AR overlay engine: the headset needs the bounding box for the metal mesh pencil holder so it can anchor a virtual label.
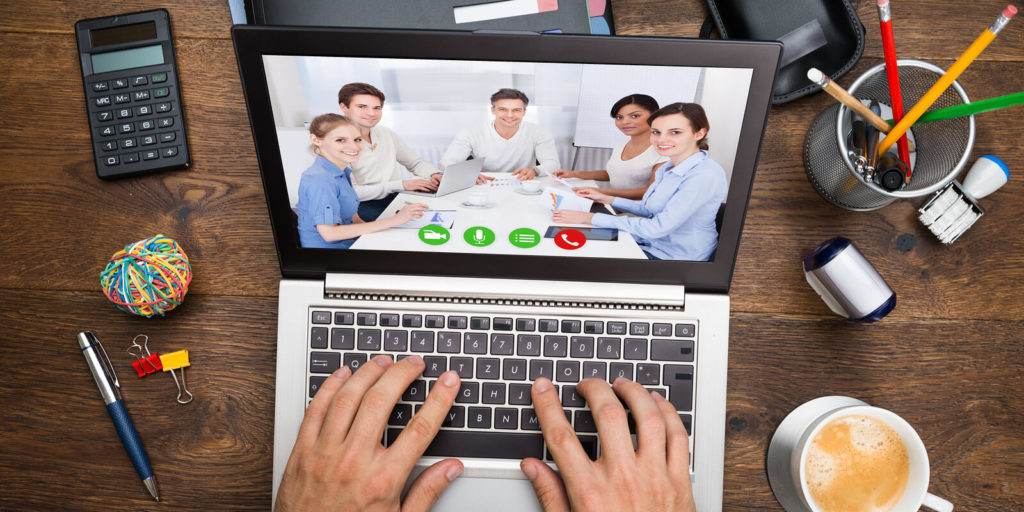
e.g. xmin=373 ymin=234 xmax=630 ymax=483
xmin=804 ymin=60 xmax=975 ymax=211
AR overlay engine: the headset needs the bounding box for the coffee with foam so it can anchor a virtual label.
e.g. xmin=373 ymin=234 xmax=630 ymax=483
xmin=804 ymin=414 xmax=910 ymax=512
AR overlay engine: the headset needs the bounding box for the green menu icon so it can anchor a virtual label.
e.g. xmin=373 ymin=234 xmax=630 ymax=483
xmin=509 ymin=228 xmax=541 ymax=248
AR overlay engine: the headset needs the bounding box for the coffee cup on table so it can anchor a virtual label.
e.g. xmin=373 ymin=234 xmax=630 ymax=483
xmin=521 ymin=180 xmax=542 ymax=193
xmin=467 ymin=190 xmax=488 ymax=206
xmin=767 ymin=396 xmax=953 ymax=512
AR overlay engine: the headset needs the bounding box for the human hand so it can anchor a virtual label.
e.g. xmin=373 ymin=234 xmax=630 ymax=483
xmin=475 ymin=174 xmax=495 ymax=185
xmin=573 ymin=187 xmax=613 ymax=204
xmin=403 ymin=178 xmax=438 ymax=192
xmin=391 ymin=203 xmax=428 ymax=225
xmin=551 ymin=169 xmax=576 ymax=179
xmin=551 ymin=209 xmax=594 ymax=225
xmin=430 ymin=173 xmax=443 ymax=186
xmin=513 ymin=168 xmax=538 ymax=180
xmin=275 ymin=355 xmax=464 ymax=512
xmin=521 ymin=378 xmax=695 ymax=512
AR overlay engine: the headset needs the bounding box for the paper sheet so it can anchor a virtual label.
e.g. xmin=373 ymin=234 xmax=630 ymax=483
xmin=392 ymin=210 xmax=457 ymax=229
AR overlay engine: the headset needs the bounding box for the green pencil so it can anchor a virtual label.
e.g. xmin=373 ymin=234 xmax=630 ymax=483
xmin=885 ymin=90 xmax=1024 ymax=126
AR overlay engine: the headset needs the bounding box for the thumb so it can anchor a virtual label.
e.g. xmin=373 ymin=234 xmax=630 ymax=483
xmin=401 ymin=459 xmax=462 ymax=512
xmin=521 ymin=458 xmax=571 ymax=512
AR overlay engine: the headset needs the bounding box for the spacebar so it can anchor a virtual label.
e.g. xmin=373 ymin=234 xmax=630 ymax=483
xmin=386 ymin=428 xmax=545 ymax=459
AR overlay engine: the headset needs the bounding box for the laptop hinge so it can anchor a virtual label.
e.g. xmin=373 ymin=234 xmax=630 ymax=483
xmin=324 ymin=273 xmax=685 ymax=310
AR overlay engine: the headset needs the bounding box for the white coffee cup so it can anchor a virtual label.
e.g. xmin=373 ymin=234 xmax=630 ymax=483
xmin=768 ymin=397 xmax=953 ymax=512
xmin=521 ymin=180 xmax=542 ymax=193
xmin=467 ymin=190 xmax=488 ymax=206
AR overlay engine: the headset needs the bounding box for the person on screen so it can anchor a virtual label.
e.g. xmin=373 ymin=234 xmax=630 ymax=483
xmin=552 ymin=94 xmax=667 ymax=200
xmin=552 ymin=102 xmax=727 ymax=261
xmin=295 ymin=114 xmax=428 ymax=249
xmin=439 ymin=88 xmax=560 ymax=181
xmin=338 ymin=82 xmax=442 ymax=221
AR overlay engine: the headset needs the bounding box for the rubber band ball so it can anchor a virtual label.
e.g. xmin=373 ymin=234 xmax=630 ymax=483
xmin=100 ymin=235 xmax=193 ymax=317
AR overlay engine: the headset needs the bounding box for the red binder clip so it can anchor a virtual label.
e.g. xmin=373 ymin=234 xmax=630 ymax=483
xmin=127 ymin=335 xmax=162 ymax=378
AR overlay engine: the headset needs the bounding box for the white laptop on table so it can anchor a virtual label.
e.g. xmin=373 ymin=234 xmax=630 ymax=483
xmin=233 ymin=26 xmax=780 ymax=511
xmin=405 ymin=157 xmax=484 ymax=198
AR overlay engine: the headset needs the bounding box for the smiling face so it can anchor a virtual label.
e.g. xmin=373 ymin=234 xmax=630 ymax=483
xmin=614 ymin=103 xmax=653 ymax=137
xmin=650 ymin=113 xmax=707 ymax=162
xmin=491 ymin=98 xmax=527 ymax=131
xmin=311 ymin=123 xmax=363 ymax=168
xmin=340 ymin=94 xmax=383 ymax=130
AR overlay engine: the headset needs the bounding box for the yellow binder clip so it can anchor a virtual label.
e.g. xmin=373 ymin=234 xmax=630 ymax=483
xmin=159 ymin=349 xmax=194 ymax=404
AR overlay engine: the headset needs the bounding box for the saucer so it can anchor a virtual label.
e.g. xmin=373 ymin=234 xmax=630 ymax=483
xmin=461 ymin=201 xmax=497 ymax=209
xmin=515 ymin=188 xmax=544 ymax=196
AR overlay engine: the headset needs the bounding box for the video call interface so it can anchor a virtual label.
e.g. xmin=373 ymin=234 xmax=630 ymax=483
xmin=264 ymin=54 xmax=754 ymax=262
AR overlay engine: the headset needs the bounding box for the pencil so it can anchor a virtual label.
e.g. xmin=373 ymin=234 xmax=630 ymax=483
xmin=807 ymin=68 xmax=916 ymax=151
xmin=885 ymin=90 xmax=1024 ymax=125
xmin=878 ymin=5 xmax=1018 ymax=156
xmin=877 ymin=0 xmax=912 ymax=178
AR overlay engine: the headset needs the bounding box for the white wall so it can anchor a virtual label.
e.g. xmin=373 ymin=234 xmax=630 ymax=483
xmin=698 ymin=67 xmax=754 ymax=186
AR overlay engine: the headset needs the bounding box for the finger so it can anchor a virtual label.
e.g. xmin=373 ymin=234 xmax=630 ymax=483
xmin=531 ymin=378 xmax=592 ymax=476
xmin=389 ymin=370 xmax=461 ymax=471
xmin=521 ymin=458 xmax=571 ymax=512
xmin=653 ymin=390 xmax=691 ymax=477
xmin=401 ymin=459 xmax=463 ymax=512
xmin=576 ymin=378 xmax=634 ymax=462
xmin=294 ymin=367 xmax=351 ymax=451
xmin=319 ymin=355 xmax=394 ymax=446
xmin=347 ymin=355 xmax=426 ymax=445
xmin=613 ymin=378 xmax=666 ymax=458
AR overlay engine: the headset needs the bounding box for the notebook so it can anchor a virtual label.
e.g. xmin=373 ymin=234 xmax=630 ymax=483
xmin=232 ymin=26 xmax=780 ymax=511
xmin=404 ymin=157 xmax=484 ymax=198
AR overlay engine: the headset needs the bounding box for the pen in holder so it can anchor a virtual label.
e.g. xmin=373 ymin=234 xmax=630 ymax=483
xmin=804 ymin=60 xmax=975 ymax=211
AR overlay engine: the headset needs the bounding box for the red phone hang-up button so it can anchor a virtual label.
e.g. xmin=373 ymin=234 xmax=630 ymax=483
xmin=554 ymin=229 xmax=586 ymax=250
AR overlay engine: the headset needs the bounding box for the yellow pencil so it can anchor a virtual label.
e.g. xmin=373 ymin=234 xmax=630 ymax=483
xmin=878 ymin=5 xmax=1017 ymax=156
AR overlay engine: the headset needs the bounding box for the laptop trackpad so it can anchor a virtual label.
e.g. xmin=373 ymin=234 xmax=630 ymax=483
xmin=427 ymin=476 xmax=541 ymax=511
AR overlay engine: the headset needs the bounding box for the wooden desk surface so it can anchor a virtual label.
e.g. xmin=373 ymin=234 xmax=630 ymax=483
xmin=1 ymin=0 xmax=1021 ymax=510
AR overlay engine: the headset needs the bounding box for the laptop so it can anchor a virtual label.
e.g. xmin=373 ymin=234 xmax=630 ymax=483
xmin=404 ymin=157 xmax=485 ymax=198
xmin=233 ymin=26 xmax=780 ymax=511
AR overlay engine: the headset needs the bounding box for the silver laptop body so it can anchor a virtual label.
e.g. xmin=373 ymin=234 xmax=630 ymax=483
xmin=404 ymin=157 xmax=484 ymax=198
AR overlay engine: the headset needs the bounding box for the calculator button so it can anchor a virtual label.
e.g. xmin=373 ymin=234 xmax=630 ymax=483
xmin=118 ymin=123 xmax=134 ymax=134
xmin=95 ymin=96 xmax=111 ymax=107
xmin=155 ymin=102 xmax=172 ymax=113
xmin=132 ymin=90 xmax=150 ymax=101
xmin=114 ymin=93 xmax=131 ymax=104
xmin=112 ymin=78 xmax=129 ymax=89
xmin=96 ymin=111 xmax=113 ymax=122
xmin=161 ymin=146 xmax=179 ymax=158
xmin=91 ymin=81 xmax=109 ymax=92
xmin=157 ymin=117 xmax=174 ymax=128
xmin=142 ymin=149 xmax=160 ymax=160
xmin=120 ymin=138 xmax=137 ymax=149
xmin=158 ymin=132 xmax=176 ymax=143
xmin=139 ymin=120 xmax=155 ymax=131
xmin=141 ymin=135 xmax=157 ymax=146
xmin=99 ymin=126 xmax=116 ymax=137
xmin=131 ymin=75 xmax=148 ymax=86
xmin=135 ymin=105 xmax=152 ymax=116
xmin=116 ymin=108 xmax=132 ymax=119
xmin=153 ymin=87 xmax=170 ymax=98
xmin=123 ymin=152 xmax=140 ymax=163
xmin=104 ymin=155 xmax=119 ymax=166
xmin=100 ymin=141 xmax=117 ymax=152
xmin=151 ymin=72 xmax=167 ymax=83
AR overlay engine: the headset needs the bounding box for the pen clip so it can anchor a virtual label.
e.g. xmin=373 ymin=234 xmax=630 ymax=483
xmin=95 ymin=338 xmax=121 ymax=390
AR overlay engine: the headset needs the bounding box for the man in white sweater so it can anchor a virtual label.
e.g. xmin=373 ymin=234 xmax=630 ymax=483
xmin=338 ymin=82 xmax=442 ymax=221
xmin=439 ymin=88 xmax=560 ymax=181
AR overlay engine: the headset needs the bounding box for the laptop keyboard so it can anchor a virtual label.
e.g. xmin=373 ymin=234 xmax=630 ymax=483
xmin=307 ymin=308 xmax=697 ymax=466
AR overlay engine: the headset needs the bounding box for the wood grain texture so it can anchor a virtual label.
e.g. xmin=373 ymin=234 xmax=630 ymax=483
xmin=1 ymin=0 xmax=1022 ymax=510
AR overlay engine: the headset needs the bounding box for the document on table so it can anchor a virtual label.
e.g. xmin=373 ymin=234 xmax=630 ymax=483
xmin=392 ymin=210 xmax=457 ymax=229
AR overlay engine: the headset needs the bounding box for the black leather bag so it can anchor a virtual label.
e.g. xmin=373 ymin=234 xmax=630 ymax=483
xmin=700 ymin=0 xmax=865 ymax=104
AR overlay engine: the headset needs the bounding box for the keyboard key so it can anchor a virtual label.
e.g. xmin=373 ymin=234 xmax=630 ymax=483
xmin=96 ymin=111 xmax=113 ymax=122
xmin=388 ymin=404 xmax=412 ymax=426
xmin=556 ymin=361 xmax=580 ymax=382
xmin=310 ymin=327 xmax=328 ymax=349
xmin=402 ymin=314 xmax=422 ymax=328
xmin=132 ymin=90 xmax=150 ymax=102
xmin=310 ymin=352 xmax=340 ymax=374
xmin=583 ymin=321 xmax=604 ymax=334
xmin=456 ymin=382 xmax=479 ymax=403
xmin=578 ymin=435 xmax=599 ymax=460
xmin=543 ymin=335 xmax=567 ymax=357
xmin=141 ymin=150 xmax=159 ymax=160
xmin=636 ymin=363 xmax=660 ymax=385
xmin=423 ymin=356 xmax=446 ymax=377
xmin=517 ymin=334 xmax=541 ymax=356
xmin=529 ymin=360 xmax=554 ymax=381
xmin=494 ymin=408 xmax=518 ymax=429
xmin=515 ymin=318 xmax=536 ymax=331
xmin=468 ymin=407 xmax=492 ymax=428
xmin=664 ymin=365 xmax=694 ymax=411
xmin=119 ymin=137 xmax=137 ymax=149
xmin=410 ymin=331 xmax=434 ymax=352
xmin=570 ymin=336 xmax=595 ymax=358
xmin=503 ymin=359 xmax=527 ymax=381
xmin=441 ymin=406 xmax=466 ymax=428
xmin=538 ymin=319 xmax=558 ymax=332
xmin=561 ymin=385 xmax=585 ymax=407
xmin=309 ymin=376 xmax=327 ymax=398
xmin=598 ymin=337 xmax=621 ymax=359
xmin=624 ymin=338 xmax=648 ymax=360
xmin=402 ymin=380 xmax=427 ymax=402
xmin=140 ymin=135 xmax=157 ymax=146
xmin=330 ymin=328 xmax=354 ymax=349
xmin=138 ymin=120 xmax=155 ymax=130
xmin=357 ymin=312 xmax=376 ymax=326
xmin=116 ymin=108 xmax=132 ymax=119
xmin=157 ymin=116 xmax=173 ymax=128
xmin=574 ymin=410 xmax=597 ymax=433
xmin=647 ymin=387 xmax=667 ymax=400
xmin=91 ymin=81 xmax=109 ymax=92
xmin=490 ymin=333 xmax=514 ymax=355
xmin=607 ymin=322 xmax=627 ymax=335
xmin=384 ymin=330 xmax=408 ymax=351
xmin=334 ymin=312 xmax=354 ymax=325
xmin=103 ymin=155 xmax=119 ymax=165
xmin=561 ymin=320 xmax=581 ymax=333
xmin=447 ymin=316 xmax=467 ymax=329
xmin=357 ymin=329 xmax=382 ymax=350
xmin=135 ymin=105 xmax=152 ymax=116
xmin=161 ymin=145 xmax=179 ymax=158
xmin=153 ymin=87 xmax=170 ymax=98
xmin=380 ymin=313 xmax=400 ymax=327
xmin=652 ymin=323 xmax=673 ymax=336
xmin=482 ymin=382 xmax=506 ymax=404
xmin=629 ymin=322 xmax=650 ymax=336
xmin=679 ymin=413 xmax=692 ymax=435
xmin=386 ymin=428 xmax=542 ymax=459
xmin=123 ymin=152 xmax=140 ymax=163
xmin=151 ymin=72 xmax=167 ymax=83
xmin=158 ymin=132 xmax=175 ymax=143
xmin=493 ymin=317 xmax=513 ymax=331
xmin=470 ymin=316 xmax=490 ymax=330
xmin=344 ymin=353 xmax=367 ymax=371
xmin=100 ymin=141 xmax=117 ymax=152
xmin=609 ymin=363 xmax=633 ymax=382
xmin=155 ymin=102 xmax=172 ymax=113
xmin=476 ymin=358 xmax=500 ymax=380
xmin=675 ymin=323 xmax=696 ymax=337
xmin=509 ymin=384 xmax=532 ymax=405
xmin=115 ymin=93 xmax=131 ymax=104
xmin=521 ymin=408 xmax=542 ymax=430
xmin=112 ymin=78 xmax=128 ymax=89
xmin=583 ymin=361 xmax=607 ymax=381
xmin=651 ymin=340 xmax=695 ymax=362
xmin=118 ymin=123 xmax=134 ymax=134
xmin=464 ymin=333 xmax=487 ymax=354
xmin=438 ymin=332 xmax=461 ymax=353
xmin=131 ymin=75 xmax=148 ymax=86
xmin=450 ymin=357 xmax=474 ymax=378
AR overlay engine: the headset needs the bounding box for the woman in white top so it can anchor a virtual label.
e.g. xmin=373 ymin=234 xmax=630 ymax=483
xmin=552 ymin=94 xmax=667 ymax=200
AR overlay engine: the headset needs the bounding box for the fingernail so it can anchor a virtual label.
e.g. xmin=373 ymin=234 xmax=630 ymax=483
xmin=333 ymin=366 xmax=351 ymax=378
xmin=651 ymin=390 xmax=665 ymax=401
xmin=405 ymin=355 xmax=424 ymax=367
xmin=441 ymin=371 xmax=458 ymax=387
xmin=445 ymin=463 xmax=463 ymax=481
xmin=613 ymin=377 xmax=626 ymax=386
xmin=374 ymin=355 xmax=393 ymax=367
xmin=533 ymin=378 xmax=551 ymax=393
xmin=521 ymin=460 xmax=537 ymax=480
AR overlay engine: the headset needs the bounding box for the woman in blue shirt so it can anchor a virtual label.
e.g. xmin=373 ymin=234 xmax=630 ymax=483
xmin=296 ymin=114 xmax=427 ymax=248
xmin=552 ymin=102 xmax=727 ymax=261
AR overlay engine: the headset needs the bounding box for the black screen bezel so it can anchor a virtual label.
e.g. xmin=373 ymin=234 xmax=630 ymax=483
xmin=232 ymin=26 xmax=780 ymax=294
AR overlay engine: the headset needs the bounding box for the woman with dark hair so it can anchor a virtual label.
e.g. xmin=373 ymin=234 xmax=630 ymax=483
xmin=552 ymin=94 xmax=667 ymax=199
xmin=295 ymin=113 xmax=427 ymax=249
xmin=552 ymin=102 xmax=727 ymax=261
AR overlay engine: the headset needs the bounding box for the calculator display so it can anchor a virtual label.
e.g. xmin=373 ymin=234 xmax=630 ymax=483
xmin=90 ymin=21 xmax=157 ymax=47
xmin=91 ymin=45 xmax=165 ymax=74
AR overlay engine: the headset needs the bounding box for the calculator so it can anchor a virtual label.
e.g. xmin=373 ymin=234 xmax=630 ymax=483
xmin=75 ymin=9 xmax=190 ymax=179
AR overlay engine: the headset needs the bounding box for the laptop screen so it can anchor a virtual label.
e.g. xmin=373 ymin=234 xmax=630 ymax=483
xmin=234 ymin=28 xmax=780 ymax=292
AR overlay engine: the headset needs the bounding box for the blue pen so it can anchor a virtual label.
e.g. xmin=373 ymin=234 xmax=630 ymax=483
xmin=77 ymin=331 xmax=160 ymax=501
